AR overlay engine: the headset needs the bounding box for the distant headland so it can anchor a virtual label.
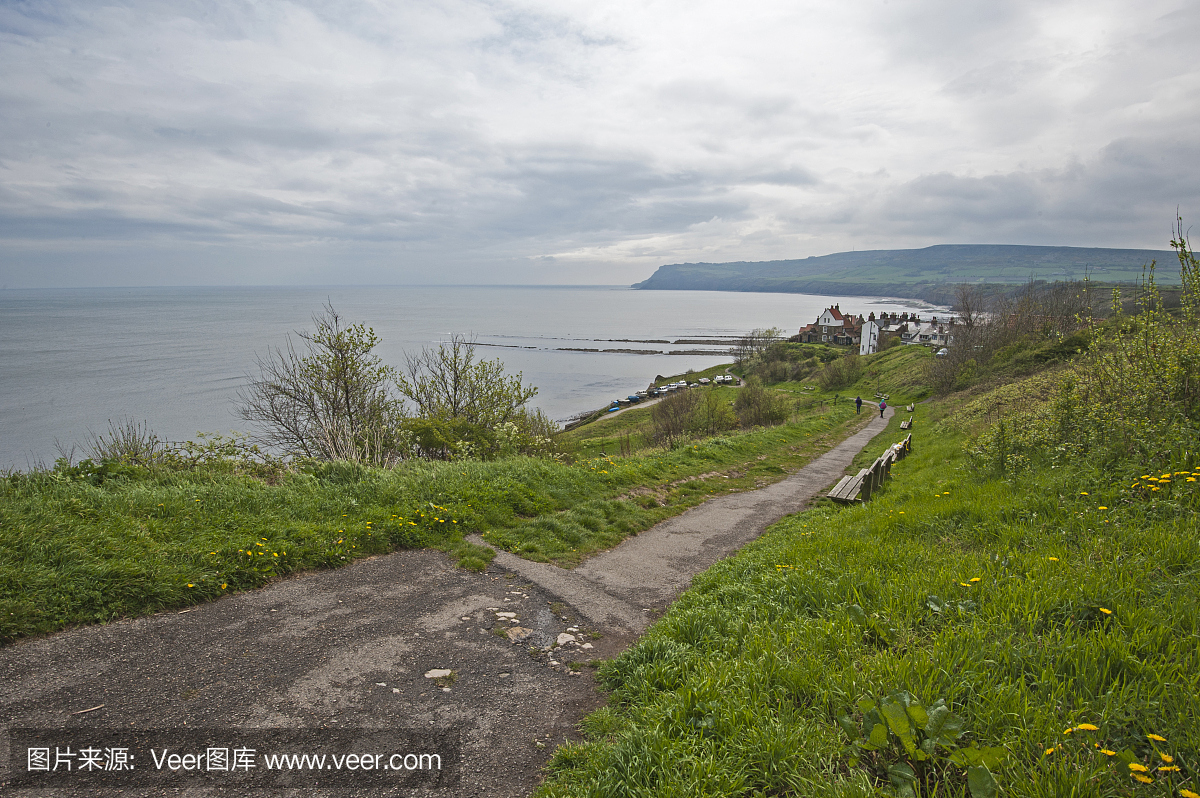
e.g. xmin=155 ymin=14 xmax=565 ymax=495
xmin=632 ymin=244 xmax=1177 ymax=303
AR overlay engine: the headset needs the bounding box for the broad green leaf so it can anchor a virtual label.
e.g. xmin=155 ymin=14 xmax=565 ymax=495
xmin=925 ymin=704 xmax=951 ymax=739
xmin=887 ymin=763 xmax=918 ymax=798
xmin=881 ymin=697 xmax=917 ymax=755
xmin=857 ymin=697 xmax=876 ymax=715
xmin=977 ymin=746 xmax=1008 ymax=769
xmin=837 ymin=714 xmax=859 ymax=740
xmin=847 ymin=604 xmax=868 ymax=629
xmin=925 ymin=595 xmax=946 ymax=613
xmin=906 ymin=700 xmax=929 ymax=729
xmin=967 ymin=765 xmax=998 ymax=798
xmin=868 ymin=722 xmax=889 ymax=748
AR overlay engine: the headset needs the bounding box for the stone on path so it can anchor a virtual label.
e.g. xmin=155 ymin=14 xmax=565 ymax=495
xmin=423 ymin=668 xmax=452 ymax=679
xmin=505 ymin=627 xmax=532 ymax=642
xmin=556 ymin=633 xmax=576 ymax=646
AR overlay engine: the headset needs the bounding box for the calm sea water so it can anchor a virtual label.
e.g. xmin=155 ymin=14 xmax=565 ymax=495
xmin=0 ymin=285 xmax=936 ymax=469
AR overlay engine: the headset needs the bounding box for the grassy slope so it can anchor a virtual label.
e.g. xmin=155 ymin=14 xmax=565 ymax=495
xmin=537 ymin=374 xmax=1200 ymax=797
xmin=2 ymin=349 xmax=928 ymax=644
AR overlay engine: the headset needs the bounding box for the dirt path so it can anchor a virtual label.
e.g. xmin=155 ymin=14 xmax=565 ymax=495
xmin=0 ymin=408 xmax=894 ymax=798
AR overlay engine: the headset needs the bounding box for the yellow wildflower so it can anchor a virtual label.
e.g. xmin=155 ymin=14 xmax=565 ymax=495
xmin=1098 ymin=506 xmax=1108 ymax=510
xmin=186 ymin=583 xmax=194 ymax=587
xmin=221 ymin=583 xmax=227 ymax=589
xmin=1080 ymin=491 xmax=1088 ymax=496
xmin=1183 ymin=790 xmax=1200 ymax=798
xmin=1064 ymin=727 xmax=1075 ymax=734
xmin=1129 ymin=763 xmax=1149 ymax=772
xmin=1159 ymin=765 xmax=1180 ymax=772
xmin=969 ymin=577 xmax=981 ymax=583
xmin=1161 ymin=753 xmax=1174 ymax=763
xmin=1099 ymin=607 xmax=1113 ymax=615
xmin=1044 ymin=747 xmax=1055 ymax=755
xmin=1133 ymin=773 xmax=1152 ymax=784
xmin=1076 ymin=723 xmax=1099 ymax=731
xmin=1100 ymin=749 xmax=1116 ymax=756
xmin=1048 ymin=556 xmax=1059 ymax=561
xmin=1148 ymin=734 xmax=1167 ymax=742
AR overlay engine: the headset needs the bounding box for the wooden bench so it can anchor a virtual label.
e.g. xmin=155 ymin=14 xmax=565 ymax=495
xmin=906 ymin=404 xmax=914 ymax=412
xmin=899 ymin=415 xmax=913 ymax=430
xmin=828 ymin=470 xmax=869 ymax=504
xmin=826 ymin=433 xmax=914 ymax=504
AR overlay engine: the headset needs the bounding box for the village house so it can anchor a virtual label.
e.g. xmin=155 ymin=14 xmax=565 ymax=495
xmin=795 ymin=304 xmax=864 ymax=347
xmin=859 ymin=311 xmax=955 ymax=355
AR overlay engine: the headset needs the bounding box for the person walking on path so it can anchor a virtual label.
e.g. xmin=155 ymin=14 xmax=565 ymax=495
xmin=879 ymin=399 xmax=886 ymax=418
xmin=855 ymin=396 xmax=862 ymax=414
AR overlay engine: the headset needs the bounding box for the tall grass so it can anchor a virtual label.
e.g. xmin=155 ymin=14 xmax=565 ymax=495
xmin=538 ymin=405 xmax=1200 ymax=797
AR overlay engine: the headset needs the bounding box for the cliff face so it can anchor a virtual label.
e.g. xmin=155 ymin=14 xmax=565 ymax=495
xmin=632 ymin=244 xmax=1175 ymax=299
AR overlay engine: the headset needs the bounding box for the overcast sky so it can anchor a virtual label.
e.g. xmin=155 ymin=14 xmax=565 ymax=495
xmin=2 ymin=0 xmax=1197 ymax=287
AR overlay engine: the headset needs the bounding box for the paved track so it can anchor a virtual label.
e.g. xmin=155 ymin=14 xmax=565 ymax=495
xmin=0 ymin=406 xmax=894 ymax=797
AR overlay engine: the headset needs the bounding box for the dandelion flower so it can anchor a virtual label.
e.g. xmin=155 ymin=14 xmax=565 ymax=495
xmin=1147 ymin=734 xmax=1167 ymax=742
xmin=1064 ymin=727 xmax=1075 ymax=734
xmin=1098 ymin=506 xmax=1108 ymax=510
xmin=959 ymin=582 xmax=970 ymax=587
xmin=1182 ymin=791 xmax=1200 ymax=798
xmin=1100 ymin=749 xmax=1116 ymax=756
xmin=1080 ymin=491 xmax=1089 ymax=496
xmin=969 ymin=577 xmax=981 ymax=583
xmin=1048 ymin=556 xmax=1059 ymax=562
xmin=1077 ymin=723 xmax=1099 ymax=731
xmin=1133 ymin=773 xmax=1153 ymax=784
xmin=1161 ymin=753 xmax=1174 ymax=763
xmin=1159 ymin=766 xmax=1180 ymax=772
xmin=221 ymin=583 xmax=227 ymax=589
xmin=1099 ymin=607 xmax=1113 ymax=615
xmin=1044 ymin=747 xmax=1055 ymax=755
xmin=186 ymin=583 xmax=194 ymax=587
xmin=1129 ymin=763 xmax=1149 ymax=772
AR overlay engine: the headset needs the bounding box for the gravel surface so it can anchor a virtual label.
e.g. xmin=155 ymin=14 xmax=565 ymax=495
xmin=0 ymin=407 xmax=894 ymax=797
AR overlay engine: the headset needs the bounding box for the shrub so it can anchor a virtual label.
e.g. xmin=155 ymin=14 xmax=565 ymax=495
xmin=817 ymin=354 xmax=864 ymax=391
xmin=733 ymin=378 xmax=791 ymax=428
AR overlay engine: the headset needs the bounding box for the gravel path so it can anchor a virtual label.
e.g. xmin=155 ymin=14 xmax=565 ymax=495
xmin=0 ymin=407 xmax=894 ymax=797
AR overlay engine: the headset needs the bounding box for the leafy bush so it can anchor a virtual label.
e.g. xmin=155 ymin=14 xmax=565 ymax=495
xmin=733 ymin=378 xmax=792 ymax=427
xmin=970 ymin=220 xmax=1200 ymax=473
xmin=817 ymin=353 xmax=865 ymax=390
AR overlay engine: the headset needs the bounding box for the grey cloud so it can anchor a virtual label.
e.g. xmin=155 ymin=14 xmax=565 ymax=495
xmin=0 ymin=0 xmax=1197 ymax=287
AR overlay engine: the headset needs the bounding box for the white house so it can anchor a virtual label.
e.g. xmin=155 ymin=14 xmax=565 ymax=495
xmin=860 ymin=319 xmax=882 ymax=356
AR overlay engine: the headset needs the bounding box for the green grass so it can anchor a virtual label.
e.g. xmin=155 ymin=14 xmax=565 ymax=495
xmin=536 ymin=387 xmax=1200 ymax=798
xmin=0 ymin=390 xmax=871 ymax=643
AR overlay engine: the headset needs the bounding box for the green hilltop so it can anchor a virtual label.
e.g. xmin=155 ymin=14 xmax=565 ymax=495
xmin=632 ymin=244 xmax=1176 ymax=300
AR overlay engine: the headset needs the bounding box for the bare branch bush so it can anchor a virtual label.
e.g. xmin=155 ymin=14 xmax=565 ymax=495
xmin=650 ymin=389 xmax=701 ymax=447
xmin=237 ymin=304 xmax=406 ymax=466
xmin=87 ymin=418 xmax=165 ymax=464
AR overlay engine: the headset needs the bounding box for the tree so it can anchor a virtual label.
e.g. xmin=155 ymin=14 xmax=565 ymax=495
xmin=397 ymin=335 xmax=537 ymax=427
xmin=395 ymin=335 xmax=543 ymax=459
xmin=237 ymin=305 xmax=405 ymax=465
xmin=731 ymin=328 xmax=784 ymax=365
xmin=650 ymin=389 xmax=700 ymax=446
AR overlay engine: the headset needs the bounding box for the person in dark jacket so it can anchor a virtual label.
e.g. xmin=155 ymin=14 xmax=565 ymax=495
xmin=879 ymin=399 xmax=886 ymax=418
xmin=855 ymin=396 xmax=862 ymax=414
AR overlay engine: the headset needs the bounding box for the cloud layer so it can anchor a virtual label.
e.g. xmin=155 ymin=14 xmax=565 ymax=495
xmin=2 ymin=0 xmax=1197 ymax=286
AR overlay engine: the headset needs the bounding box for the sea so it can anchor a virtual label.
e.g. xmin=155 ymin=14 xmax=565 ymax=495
xmin=0 ymin=285 xmax=939 ymax=470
